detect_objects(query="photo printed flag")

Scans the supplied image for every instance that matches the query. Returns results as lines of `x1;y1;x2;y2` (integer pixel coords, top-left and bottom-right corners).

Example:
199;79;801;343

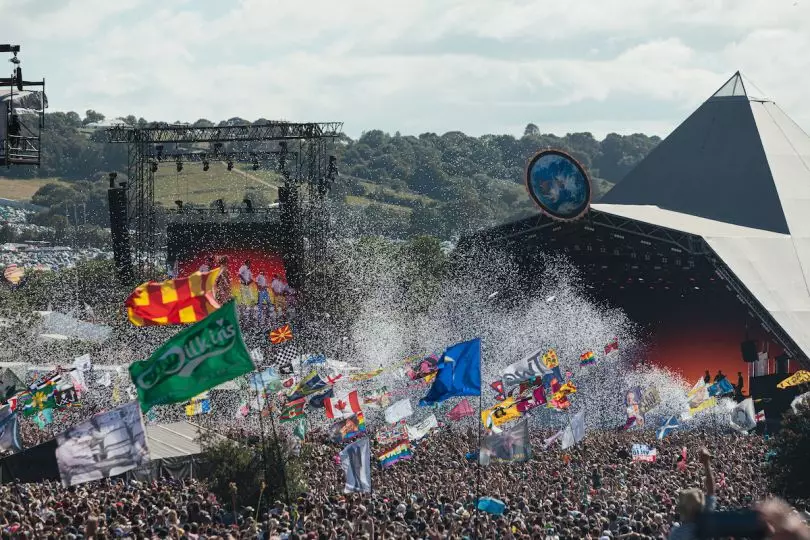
55;402;149;486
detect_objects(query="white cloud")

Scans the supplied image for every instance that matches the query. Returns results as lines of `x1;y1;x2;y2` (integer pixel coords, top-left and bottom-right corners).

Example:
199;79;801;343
2;0;810;138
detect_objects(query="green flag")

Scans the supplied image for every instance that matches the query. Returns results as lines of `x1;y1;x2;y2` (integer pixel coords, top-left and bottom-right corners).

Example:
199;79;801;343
294;419;307;441
129;301;254;413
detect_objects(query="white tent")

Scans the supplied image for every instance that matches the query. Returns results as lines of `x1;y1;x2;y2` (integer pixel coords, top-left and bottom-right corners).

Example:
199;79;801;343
595;72;810;363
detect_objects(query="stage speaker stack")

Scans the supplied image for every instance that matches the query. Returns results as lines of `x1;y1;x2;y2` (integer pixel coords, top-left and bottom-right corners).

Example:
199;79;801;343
741;340;758;363
278;185;304;292
107;173;134;285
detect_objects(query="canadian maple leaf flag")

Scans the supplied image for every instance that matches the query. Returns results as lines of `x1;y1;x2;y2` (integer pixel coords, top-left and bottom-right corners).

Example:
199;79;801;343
324;390;362;419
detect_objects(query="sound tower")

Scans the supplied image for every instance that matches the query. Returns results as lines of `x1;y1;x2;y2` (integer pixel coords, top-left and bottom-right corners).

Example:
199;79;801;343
741;340;758;363
775;353;789;374
278;185;304;291
107;174;133;284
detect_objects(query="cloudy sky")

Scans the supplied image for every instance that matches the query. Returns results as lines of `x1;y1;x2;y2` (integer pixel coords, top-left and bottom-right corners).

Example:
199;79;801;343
2;0;809;139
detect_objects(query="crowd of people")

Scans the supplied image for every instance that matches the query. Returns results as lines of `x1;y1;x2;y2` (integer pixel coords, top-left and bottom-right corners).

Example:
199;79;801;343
2;425;809;539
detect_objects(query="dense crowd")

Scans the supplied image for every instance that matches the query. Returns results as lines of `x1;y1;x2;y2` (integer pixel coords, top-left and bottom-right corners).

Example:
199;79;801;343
2;426;809;539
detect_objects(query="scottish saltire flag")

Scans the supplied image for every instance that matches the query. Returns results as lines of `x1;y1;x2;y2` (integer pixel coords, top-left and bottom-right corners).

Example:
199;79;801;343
420;338;481;406
340;437;371;493
656;415;679;440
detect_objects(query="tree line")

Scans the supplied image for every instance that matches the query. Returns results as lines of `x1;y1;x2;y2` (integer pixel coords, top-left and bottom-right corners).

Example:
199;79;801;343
3;110;661;240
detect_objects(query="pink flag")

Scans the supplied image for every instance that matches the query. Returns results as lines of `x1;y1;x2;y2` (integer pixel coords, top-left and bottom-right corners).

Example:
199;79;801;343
446;398;475;421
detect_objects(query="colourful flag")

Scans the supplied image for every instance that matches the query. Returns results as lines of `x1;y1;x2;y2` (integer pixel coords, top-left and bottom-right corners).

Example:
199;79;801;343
446;398;476;421
288;370;327;401
604;338;619;355
125;268;222;326
249;368;282;393
516;386;546;413
376;421;408;446
185;392;212;416
490;380;506;401
128;301;255;413
542;349;559;369
279;398;306;422
579;351;596;366
329;412;366;443
324;390;362;419
268;324;294;345
378;442;412;468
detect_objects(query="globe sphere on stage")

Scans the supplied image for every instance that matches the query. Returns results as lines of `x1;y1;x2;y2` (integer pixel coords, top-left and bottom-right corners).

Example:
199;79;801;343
525;150;591;220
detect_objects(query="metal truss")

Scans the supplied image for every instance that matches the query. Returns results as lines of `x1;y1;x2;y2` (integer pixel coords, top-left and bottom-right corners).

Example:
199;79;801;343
105;121;343;144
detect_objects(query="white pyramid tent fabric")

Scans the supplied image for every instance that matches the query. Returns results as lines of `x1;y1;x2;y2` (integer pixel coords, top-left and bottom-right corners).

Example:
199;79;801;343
594;72;810;363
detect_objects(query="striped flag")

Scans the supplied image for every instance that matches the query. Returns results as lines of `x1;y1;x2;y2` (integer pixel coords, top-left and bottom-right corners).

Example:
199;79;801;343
580;351;596;366
279;398;307;422
324;390;362;419
3;264;24;285
604;338;619;355
125;268;222;326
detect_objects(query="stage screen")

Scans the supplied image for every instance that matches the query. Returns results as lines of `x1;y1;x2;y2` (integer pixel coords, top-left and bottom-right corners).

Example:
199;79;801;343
167;221;292;314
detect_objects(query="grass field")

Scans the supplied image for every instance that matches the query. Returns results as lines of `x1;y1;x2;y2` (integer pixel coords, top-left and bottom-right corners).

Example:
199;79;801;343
0;177;68;201
344;195;413;215
153;161;281;206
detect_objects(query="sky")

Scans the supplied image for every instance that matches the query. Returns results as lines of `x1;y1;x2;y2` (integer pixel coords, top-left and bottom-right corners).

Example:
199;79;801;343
3;0;810;140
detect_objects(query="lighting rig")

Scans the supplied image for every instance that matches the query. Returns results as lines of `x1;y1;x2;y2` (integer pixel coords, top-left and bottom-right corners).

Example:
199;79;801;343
0;44;46;167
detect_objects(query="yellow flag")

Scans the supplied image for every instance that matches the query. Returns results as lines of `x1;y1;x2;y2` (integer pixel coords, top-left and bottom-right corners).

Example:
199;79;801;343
481;397;521;428
777;370;810;389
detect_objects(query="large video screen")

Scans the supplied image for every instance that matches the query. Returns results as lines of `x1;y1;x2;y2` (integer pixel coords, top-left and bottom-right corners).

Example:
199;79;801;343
167;222;293;319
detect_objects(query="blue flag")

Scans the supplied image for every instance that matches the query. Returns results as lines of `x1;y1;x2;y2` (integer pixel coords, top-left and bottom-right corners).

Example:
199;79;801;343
656;415;679;440
419;338;481;406
708;378;734;397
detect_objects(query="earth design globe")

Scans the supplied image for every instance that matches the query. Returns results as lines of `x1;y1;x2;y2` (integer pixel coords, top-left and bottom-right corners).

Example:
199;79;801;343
525;150;591;220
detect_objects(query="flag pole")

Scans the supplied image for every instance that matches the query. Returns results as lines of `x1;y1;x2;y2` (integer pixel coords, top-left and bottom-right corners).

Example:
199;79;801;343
252;374;270;484
475;344;482;525
267;402;292;509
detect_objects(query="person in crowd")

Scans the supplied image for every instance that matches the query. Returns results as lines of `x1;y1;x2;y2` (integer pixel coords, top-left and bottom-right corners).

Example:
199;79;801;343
256;270;271;324
713;370;726;383
237;259;254;321
703;370;711;384
668;447;714;539
214;255;230;306
736;371;745;400
270;272;288;315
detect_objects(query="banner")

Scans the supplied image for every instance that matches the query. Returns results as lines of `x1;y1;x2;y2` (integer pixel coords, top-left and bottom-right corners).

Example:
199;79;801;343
339;437;372;494
385;399;414;424
501;347;553;387
777;370;810;389
55;402;150;486
129;301;254;413
406;414;438;442
126;268;222;327
480;419;531;465
631;443;657;462
0;404;21;454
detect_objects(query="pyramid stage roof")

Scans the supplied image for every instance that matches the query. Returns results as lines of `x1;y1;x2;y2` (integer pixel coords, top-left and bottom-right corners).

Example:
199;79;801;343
465;72;810;368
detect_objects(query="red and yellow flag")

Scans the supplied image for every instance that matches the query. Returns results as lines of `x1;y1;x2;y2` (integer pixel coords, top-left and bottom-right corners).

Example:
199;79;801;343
125;268;222;327
269;324;294;345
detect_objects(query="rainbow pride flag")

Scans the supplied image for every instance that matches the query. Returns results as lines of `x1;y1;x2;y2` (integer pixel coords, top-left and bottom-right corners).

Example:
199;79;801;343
378;442;413;468
580;351;596;366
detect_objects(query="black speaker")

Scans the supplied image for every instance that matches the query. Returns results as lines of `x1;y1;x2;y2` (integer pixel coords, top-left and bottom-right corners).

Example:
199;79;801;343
741;340;758;363
107;183;133;284
775;353;789;374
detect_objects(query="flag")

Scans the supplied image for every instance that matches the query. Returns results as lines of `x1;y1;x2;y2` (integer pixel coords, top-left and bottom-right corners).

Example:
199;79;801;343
490;380;506;401
73;354;92;372
446;398;476;421
125;268;222;326
481;397;521;429
385;398;414;424
708;378;734;397
579;351;596;366
656;415;679;440
502;347;554;387
307;387;334;409
419;338;482;406
480;419;531;465
363;387;392;409
551;382;577;409
273;343;297;375
378;442;412;468
339;437;371;494
55;402;149;486
730;398;757;432
543;429;564;449
542;349;559;369
293;419;307;441
755;410;766;423
0;405;21;453
3;263;24;285
33;408;54;429
329;412;367;443
279;398;307;423
249;368;282;393
349;368;384;382
184;393;212;416
561;410;585;450
376;421;408;446
268;324;293;345
0;368;22;401
516;386;547;413
128;301;255;413
631;444;657;462
777;370;810;389
324;390;362;419
604;338;619;355
303;354;326;367
288;370;327;401
406;414;438;442
640;387;661;414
